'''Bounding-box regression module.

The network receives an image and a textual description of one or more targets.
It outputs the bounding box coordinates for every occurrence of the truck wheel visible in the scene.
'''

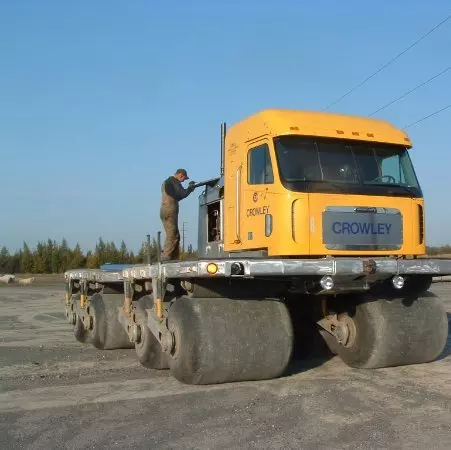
[65,293,77,324]
[90,293,134,350]
[73,314,93,344]
[320,292,448,368]
[167,297,293,385]
[134,295,169,369]
[69,293,95,344]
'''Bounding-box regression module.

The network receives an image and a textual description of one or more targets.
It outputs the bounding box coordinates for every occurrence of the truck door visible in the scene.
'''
[241,139,277,250]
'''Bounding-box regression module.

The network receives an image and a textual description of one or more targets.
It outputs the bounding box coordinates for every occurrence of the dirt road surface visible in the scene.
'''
[0,281,450,449]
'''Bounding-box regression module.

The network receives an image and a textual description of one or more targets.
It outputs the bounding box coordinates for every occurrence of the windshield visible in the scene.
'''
[274,136,422,197]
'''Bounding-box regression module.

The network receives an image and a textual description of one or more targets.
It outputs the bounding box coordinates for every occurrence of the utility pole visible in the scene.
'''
[182,222,187,254]
[146,234,151,264]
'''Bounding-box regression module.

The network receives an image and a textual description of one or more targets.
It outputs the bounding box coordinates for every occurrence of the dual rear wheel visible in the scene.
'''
[70,284,449,384]
[131,295,294,384]
[320,290,448,368]
[72,292,133,350]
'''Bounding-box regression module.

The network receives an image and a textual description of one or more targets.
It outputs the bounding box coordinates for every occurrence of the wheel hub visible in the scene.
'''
[70,312,77,325]
[332,323,349,345]
[335,315,356,347]
[82,314,93,330]
[318,313,356,348]
[129,324,142,343]
[161,330,175,354]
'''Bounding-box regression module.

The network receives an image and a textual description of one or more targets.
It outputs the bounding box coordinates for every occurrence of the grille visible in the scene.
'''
[418,204,424,244]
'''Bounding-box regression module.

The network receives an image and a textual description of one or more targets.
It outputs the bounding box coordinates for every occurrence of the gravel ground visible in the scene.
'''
[0,282,450,449]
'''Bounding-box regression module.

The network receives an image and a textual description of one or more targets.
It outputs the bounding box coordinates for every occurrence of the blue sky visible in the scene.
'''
[0,0,450,252]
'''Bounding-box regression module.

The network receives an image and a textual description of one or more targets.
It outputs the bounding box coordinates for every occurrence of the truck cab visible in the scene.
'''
[199,109,424,258]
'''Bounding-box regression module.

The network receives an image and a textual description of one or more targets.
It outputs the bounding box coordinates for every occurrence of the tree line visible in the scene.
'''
[1,239,450,275]
[0,238,197,274]
[426,245,451,256]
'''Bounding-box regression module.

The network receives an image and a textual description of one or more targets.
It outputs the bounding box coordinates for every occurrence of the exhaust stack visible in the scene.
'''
[220,122,226,176]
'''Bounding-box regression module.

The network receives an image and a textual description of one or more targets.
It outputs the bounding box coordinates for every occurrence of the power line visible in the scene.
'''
[369,66,450,116]
[322,13,451,111]
[403,103,451,129]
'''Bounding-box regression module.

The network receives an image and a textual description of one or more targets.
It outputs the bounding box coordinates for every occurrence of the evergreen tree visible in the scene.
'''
[44,238,54,273]
[95,237,106,264]
[69,243,85,269]
[59,238,71,272]
[137,241,147,263]
[50,240,61,273]
[119,240,129,263]
[86,250,99,269]
[7,252,21,274]
[33,242,46,273]
[21,242,33,273]
[0,246,9,272]
[105,241,119,263]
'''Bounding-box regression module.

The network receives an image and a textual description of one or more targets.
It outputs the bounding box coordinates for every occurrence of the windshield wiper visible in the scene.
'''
[366,183,417,195]
[296,179,351,192]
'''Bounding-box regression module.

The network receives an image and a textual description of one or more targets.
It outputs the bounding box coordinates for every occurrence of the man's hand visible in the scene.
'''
[188,181,196,191]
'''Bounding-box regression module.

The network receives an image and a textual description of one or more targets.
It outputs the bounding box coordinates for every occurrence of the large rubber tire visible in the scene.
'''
[167,297,294,385]
[321,292,448,369]
[90,293,134,350]
[74,314,94,344]
[134,295,169,369]
[69,293,93,344]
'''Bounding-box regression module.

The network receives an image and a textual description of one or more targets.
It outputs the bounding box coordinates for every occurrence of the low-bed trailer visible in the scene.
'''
[64,109,451,385]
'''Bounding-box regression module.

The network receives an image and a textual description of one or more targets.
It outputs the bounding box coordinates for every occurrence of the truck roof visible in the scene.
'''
[228,109,412,148]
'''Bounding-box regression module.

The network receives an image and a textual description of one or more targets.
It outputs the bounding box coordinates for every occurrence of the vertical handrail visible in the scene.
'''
[156,231,162,263]
[236,165,241,241]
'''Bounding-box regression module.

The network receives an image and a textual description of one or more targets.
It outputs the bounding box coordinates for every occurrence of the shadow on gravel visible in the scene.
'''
[283,329,335,377]
[436,313,451,361]
[285,355,333,377]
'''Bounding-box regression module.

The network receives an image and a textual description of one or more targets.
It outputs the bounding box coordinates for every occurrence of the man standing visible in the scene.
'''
[160,169,196,261]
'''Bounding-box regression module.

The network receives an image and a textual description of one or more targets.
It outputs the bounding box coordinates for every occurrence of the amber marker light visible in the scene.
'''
[206,263,218,275]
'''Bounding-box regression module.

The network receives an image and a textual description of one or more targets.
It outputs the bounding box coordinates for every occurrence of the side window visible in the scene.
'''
[381,154,403,183]
[248,144,274,184]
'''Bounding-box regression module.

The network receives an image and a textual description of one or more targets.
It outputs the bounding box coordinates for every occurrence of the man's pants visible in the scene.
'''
[160,208,180,260]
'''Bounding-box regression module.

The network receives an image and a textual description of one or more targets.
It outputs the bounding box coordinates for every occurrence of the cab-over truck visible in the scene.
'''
[64,109,451,385]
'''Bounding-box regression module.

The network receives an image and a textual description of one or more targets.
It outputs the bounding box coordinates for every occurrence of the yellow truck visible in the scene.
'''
[64,109,451,385]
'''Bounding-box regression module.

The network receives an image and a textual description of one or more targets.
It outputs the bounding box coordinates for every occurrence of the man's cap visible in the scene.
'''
[176,168,189,179]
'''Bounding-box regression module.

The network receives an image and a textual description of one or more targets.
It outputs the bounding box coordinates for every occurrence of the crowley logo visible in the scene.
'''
[332,221,392,235]
[253,192,258,202]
